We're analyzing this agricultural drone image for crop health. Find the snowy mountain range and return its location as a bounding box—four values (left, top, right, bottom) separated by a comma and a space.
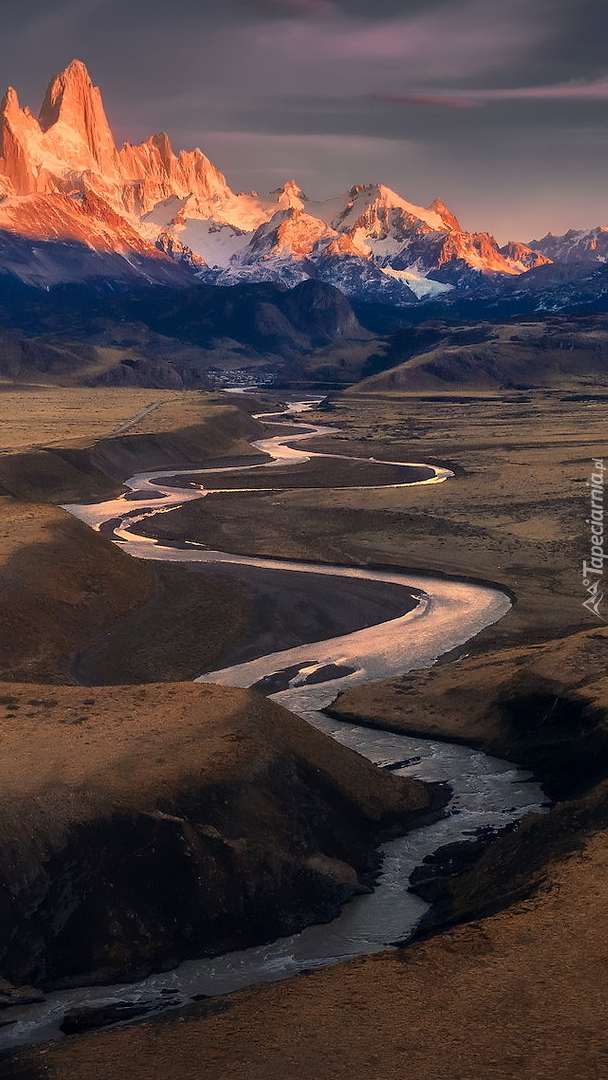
0, 59, 606, 303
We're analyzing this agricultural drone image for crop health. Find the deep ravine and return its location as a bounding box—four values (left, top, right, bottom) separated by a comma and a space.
0, 402, 547, 1048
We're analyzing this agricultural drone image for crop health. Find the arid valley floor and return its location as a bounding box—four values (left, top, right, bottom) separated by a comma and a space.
0, 384, 607, 1079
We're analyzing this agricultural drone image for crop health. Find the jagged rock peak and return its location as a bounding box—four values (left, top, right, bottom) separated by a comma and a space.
38, 59, 118, 172
39, 60, 93, 128
272, 179, 307, 202
276, 180, 306, 210
499, 240, 552, 270
244, 206, 336, 262
1, 87, 20, 115
427, 197, 461, 231
148, 132, 174, 168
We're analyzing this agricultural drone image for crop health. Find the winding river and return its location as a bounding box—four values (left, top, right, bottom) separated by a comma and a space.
0, 401, 547, 1047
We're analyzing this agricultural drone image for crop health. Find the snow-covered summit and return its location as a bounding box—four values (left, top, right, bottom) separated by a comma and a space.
529, 227, 608, 264
0, 59, 555, 298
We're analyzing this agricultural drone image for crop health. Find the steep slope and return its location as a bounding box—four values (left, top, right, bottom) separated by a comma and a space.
305, 182, 446, 246
0, 274, 369, 387
350, 317, 608, 392
0, 60, 233, 220
499, 240, 552, 271
0, 61, 119, 198
192, 183, 531, 301
0, 189, 191, 287
0, 679, 431, 989
10, 55, 608, 321
418, 259, 608, 321
119, 134, 235, 218
0, 60, 557, 301
529, 226, 608, 264
38, 58, 119, 178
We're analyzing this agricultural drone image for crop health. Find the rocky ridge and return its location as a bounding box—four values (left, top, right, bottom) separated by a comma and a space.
529, 225, 608, 264
0, 60, 552, 299
0, 389, 441, 994
0, 680, 433, 990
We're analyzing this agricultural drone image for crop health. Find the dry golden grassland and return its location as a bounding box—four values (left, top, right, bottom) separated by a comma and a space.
0, 387, 228, 452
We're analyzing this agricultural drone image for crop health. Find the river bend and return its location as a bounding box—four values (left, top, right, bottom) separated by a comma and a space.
0, 401, 546, 1047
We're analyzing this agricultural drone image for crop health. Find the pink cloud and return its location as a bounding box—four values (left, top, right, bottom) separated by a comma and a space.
321, 1, 550, 71
371, 93, 480, 109
477, 77, 608, 101
372, 77, 608, 108
218, 0, 558, 99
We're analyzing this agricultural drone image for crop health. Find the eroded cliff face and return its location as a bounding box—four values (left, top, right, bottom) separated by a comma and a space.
327, 625, 608, 800
0, 682, 433, 989
0, 59, 553, 298
0, 62, 201, 285
0, 59, 232, 220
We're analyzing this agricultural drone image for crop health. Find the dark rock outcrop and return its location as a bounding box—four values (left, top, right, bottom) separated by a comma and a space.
0, 682, 434, 991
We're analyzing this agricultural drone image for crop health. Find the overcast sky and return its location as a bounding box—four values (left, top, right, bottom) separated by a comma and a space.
2, 0, 607, 241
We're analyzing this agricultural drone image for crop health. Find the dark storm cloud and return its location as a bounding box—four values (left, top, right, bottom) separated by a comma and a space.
240, 0, 338, 17
0, 0, 606, 238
